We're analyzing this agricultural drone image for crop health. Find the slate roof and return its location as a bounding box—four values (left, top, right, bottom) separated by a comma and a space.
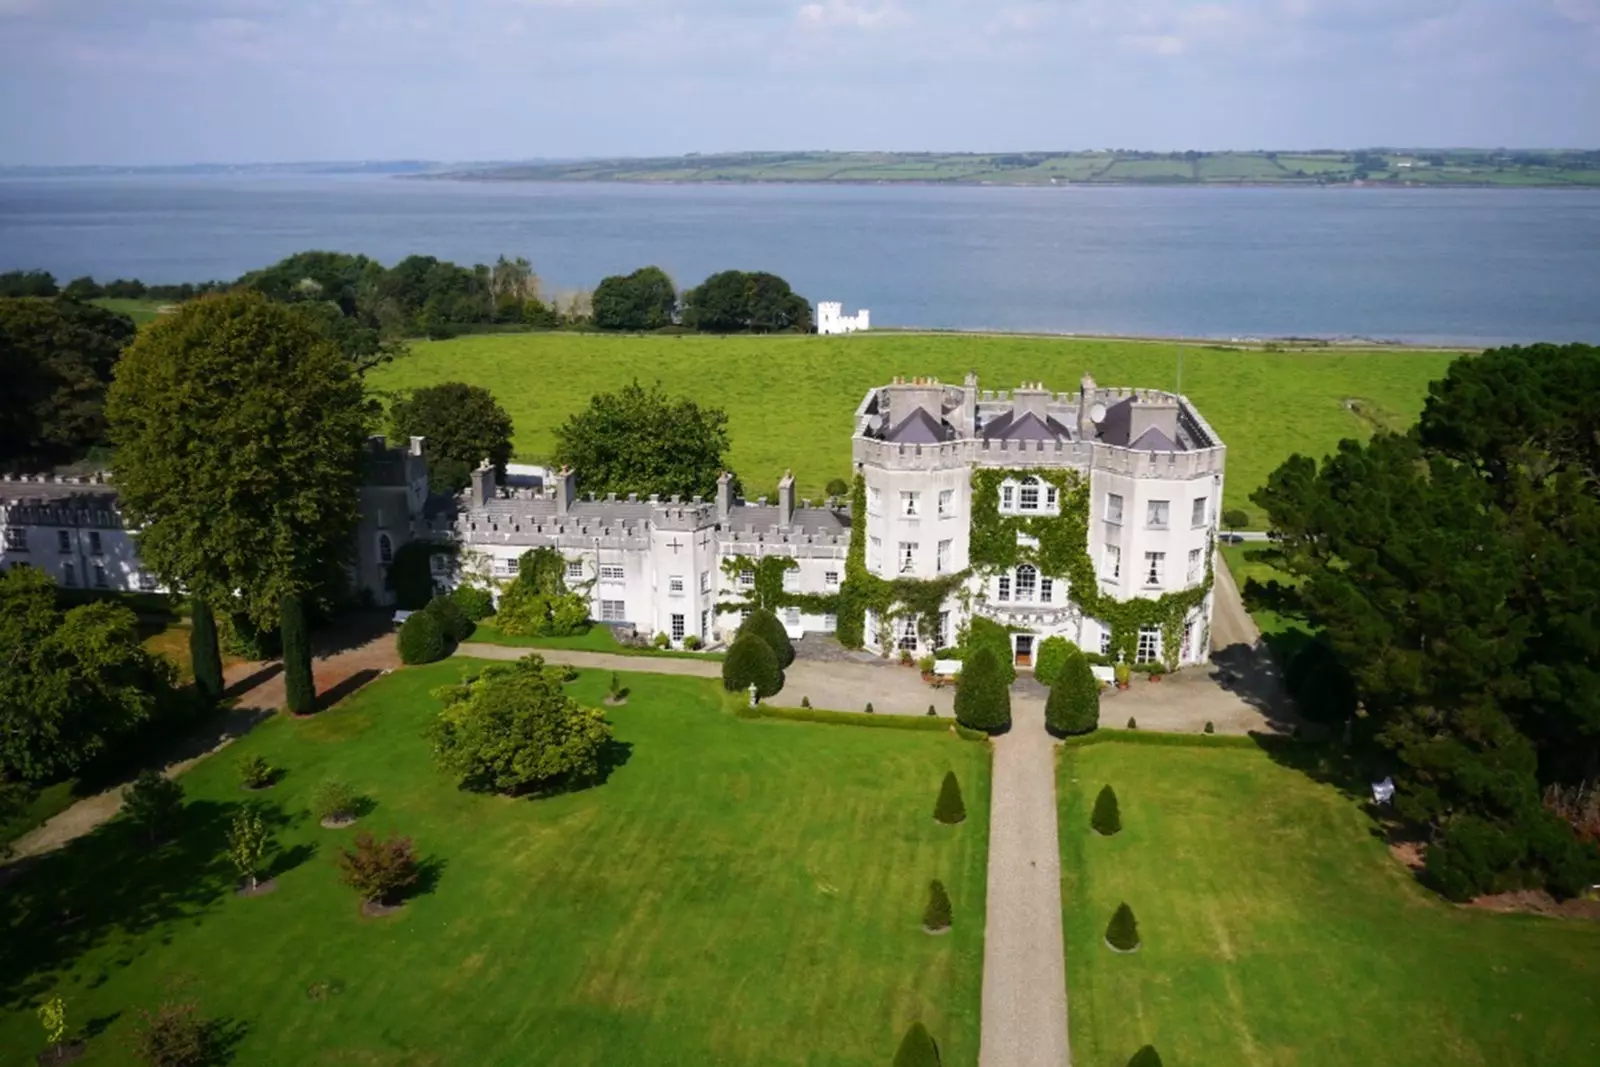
1129, 426, 1178, 452
980, 410, 1072, 443
1094, 398, 1135, 447
884, 408, 950, 444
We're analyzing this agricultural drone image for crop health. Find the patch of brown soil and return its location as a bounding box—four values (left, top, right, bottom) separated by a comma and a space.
37, 1042, 86, 1065
361, 898, 405, 918
1388, 840, 1426, 871
235, 878, 278, 898
1467, 889, 1600, 921
320, 814, 357, 829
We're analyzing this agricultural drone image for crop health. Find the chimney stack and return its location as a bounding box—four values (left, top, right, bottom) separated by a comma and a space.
716, 471, 733, 522
777, 470, 795, 529
469, 459, 494, 508
1078, 372, 1098, 439
555, 466, 576, 516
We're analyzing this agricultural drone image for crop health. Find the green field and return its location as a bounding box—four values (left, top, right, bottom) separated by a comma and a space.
1059, 740, 1600, 1066
90, 297, 169, 325
367, 333, 1461, 524
0, 664, 990, 1066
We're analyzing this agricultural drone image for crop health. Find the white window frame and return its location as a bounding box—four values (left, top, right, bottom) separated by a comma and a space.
783, 606, 801, 627
699, 570, 709, 593
1136, 625, 1162, 664
781, 569, 799, 592
936, 539, 951, 573
1001, 484, 1015, 511
565, 559, 584, 580
739, 568, 755, 588
670, 613, 685, 641
868, 537, 882, 570
823, 613, 838, 632
1144, 551, 1165, 587
898, 541, 918, 574
1040, 576, 1053, 603
498, 557, 518, 576
867, 486, 882, 515
938, 489, 953, 516
898, 617, 919, 651
824, 570, 840, 589
1019, 478, 1040, 511
1104, 544, 1121, 580
1015, 564, 1038, 601
936, 611, 950, 650
1100, 629, 1112, 656
1187, 548, 1203, 582
4, 528, 26, 551
1147, 500, 1170, 530
1191, 497, 1208, 528
901, 491, 920, 516
1046, 486, 1059, 509
600, 599, 626, 622
600, 564, 625, 582
997, 574, 1012, 601
1106, 493, 1124, 525
138, 572, 158, 592
669, 574, 684, 594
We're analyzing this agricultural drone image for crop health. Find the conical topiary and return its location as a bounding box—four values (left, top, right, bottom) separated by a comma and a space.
1045, 645, 1100, 737
953, 644, 1012, 733
923, 879, 952, 932
1091, 784, 1121, 836
1106, 902, 1141, 952
740, 606, 795, 668
1127, 1045, 1163, 1067
1126, 716, 1137, 730
893, 1021, 941, 1067
933, 771, 966, 825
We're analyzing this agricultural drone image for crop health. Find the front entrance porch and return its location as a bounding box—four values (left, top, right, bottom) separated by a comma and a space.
1012, 633, 1034, 669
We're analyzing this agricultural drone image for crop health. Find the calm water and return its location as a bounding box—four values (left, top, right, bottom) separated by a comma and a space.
3, 176, 1598, 345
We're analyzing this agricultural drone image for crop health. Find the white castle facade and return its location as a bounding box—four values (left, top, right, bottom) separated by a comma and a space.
817, 301, 870, 335
0, 374, 1224, 673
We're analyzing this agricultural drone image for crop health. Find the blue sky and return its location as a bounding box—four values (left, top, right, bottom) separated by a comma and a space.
2, 1, 1597, 164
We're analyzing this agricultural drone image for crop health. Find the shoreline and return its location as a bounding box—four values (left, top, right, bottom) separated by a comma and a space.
420, 174, 1600, 192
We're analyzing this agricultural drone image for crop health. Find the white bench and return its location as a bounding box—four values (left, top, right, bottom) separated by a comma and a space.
934, 659, 962, 677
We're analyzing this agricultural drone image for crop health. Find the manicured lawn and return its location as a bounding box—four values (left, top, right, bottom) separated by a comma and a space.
1218, 543, 1312, 640
1058, 741, 1600, 1067
90, 297, 169, 325
470, 620, 725, 661
0, 664, 989, 1066
366, 333, 1462, 524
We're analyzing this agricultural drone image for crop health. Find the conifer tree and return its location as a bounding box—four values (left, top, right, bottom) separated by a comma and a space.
923, 880, 952, 932
189, 598, 224, 702
892, 1021, 941, 1067
1092, 784, 1122, 836
934, 771, 966, 825
1127, 1045, 1163, 1067
1106, 902, 1141, 951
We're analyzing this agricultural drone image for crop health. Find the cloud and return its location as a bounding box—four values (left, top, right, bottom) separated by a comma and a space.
796, 2, 907, 30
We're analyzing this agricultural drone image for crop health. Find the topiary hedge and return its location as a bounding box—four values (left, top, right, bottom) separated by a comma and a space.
1045, 645, 1100, 737
1092, 784, 1122, 835
1105, 902, 1140, 952
424, 594, 475, 643
923, 879, 952, 932
397, 609, 448, 665
965, 616, 1017, 684
893, 1021, 941, 1067
740, 606, 794, 668
450, 584, 496, 622
954, 644, 1011, 733
1033, 635, 1071, 688
934, 770, 966, 824
1127, 1046, 1164, 1067
721, 633, 783, 698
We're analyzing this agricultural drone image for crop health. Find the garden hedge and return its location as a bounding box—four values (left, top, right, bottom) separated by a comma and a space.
398, 609, 449, 665
954, 644, 1011, 733
1045, 645, 1100, 737
424, 594, 476, 642
1092, 784, 1122, 835
1105, 902, 1141, 951
740, 607, 795, 668
934, 771, 967, 824
1033, 635, 1071, 688
721, 633, 783, 698
893, 1021, 941, 1067
450, 584, 496, 621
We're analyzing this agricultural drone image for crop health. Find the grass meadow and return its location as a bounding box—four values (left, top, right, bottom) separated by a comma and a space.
0, 664, 990, 1066
366, 333, 1463, 524
1058, 740, 1600, 1067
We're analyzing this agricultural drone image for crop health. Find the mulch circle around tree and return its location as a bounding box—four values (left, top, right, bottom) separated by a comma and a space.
320, 814, 358, 830
235, 879, 278, 898
36, 1042, 86, 1066
1104, 938, 1141, 954
604, 695, 628, 706
361, 898, 405, 918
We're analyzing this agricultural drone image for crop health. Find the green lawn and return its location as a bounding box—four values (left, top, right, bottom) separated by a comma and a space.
1059, 741, 1600, 1066
367, 333, 1462, 525
1218, 543, 1312, 640
1, 664, 989, 1066
90, 298, 169, 325
468, 620, 725, 661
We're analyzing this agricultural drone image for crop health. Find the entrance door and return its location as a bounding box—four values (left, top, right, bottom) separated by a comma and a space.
1014, 635, 1034, 668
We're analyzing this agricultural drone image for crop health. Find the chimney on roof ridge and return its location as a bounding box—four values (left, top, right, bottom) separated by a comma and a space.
777, 470, 795, 529
469, 459, 494, 509
555, 466, 575, 515
716, 471, 732, 522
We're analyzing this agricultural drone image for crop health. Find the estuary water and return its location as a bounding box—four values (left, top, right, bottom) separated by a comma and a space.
2, 175, 1598, 346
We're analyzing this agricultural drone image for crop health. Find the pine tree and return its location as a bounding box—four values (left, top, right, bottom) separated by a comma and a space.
189, 597, 224, 702
1105, 902, 1141, 952
281, 592, 315, 714
923, 880, 952, 932
934, 771, 966, 824
892, 1021, 941, 1067
1091, 785, 1122, 836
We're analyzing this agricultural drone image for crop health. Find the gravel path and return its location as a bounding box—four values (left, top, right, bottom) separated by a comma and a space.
980, 699, 1071, 1067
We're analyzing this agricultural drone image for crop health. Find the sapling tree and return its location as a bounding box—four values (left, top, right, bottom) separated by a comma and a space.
128, 1000, 210, 1067
124, 770, 184, 844
226, 807, 270, 891
934, 771, 966, 825
336, 831, 420, 906
236, 754, 274, 789
311, 779, 360, 825
1092, 785, 1122, 836
923, 880, 952, 932
38, 994, 66, 1056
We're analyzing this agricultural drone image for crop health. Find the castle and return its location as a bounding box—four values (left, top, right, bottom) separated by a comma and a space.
0, 373, 1224, 672
817, 301, 870, 335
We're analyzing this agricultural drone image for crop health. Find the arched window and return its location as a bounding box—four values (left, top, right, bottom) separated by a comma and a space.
1015, 564, 1038, 601
378, 534, 393, 565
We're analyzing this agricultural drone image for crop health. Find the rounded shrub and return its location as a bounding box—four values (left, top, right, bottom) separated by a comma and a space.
1032, 635, 1071, 687
1045, 646, 1100, 737
424, 594, 475, 643
934, 770, 966, 825
740, 607, 794, 668
926, 704, 937, 717
923, 879, 952, 932
801, 696, 811, 708
450, 584, 496, 622
1092, 784, 1122, 836
1204, 721, 1215, 734
893, 1021, 941, 1067
1126, 716, 1138, 730
953, 644, 1012, 733
1127, 1046, 1164, 1067
1105, 902, 1141, 952
865, 702, 875, 714
721, 633, 783, 698
397, 609, 448, 665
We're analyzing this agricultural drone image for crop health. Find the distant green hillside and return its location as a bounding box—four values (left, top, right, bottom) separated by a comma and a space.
438, 149, 1600, 187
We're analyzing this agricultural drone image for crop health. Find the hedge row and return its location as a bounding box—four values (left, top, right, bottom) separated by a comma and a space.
738, 703, 987, 741
1058, 728, 1268, 750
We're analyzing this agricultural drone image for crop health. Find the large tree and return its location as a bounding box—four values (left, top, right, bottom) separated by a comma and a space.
0, 567, 179, 784
552, 381, 732, 500
0, 297, 137, 470
1254, 343, 1600, 899
591, 266, 677, 331
388, 382, 515, 493
106, 290, 371, 714
680, 270, 812, 333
